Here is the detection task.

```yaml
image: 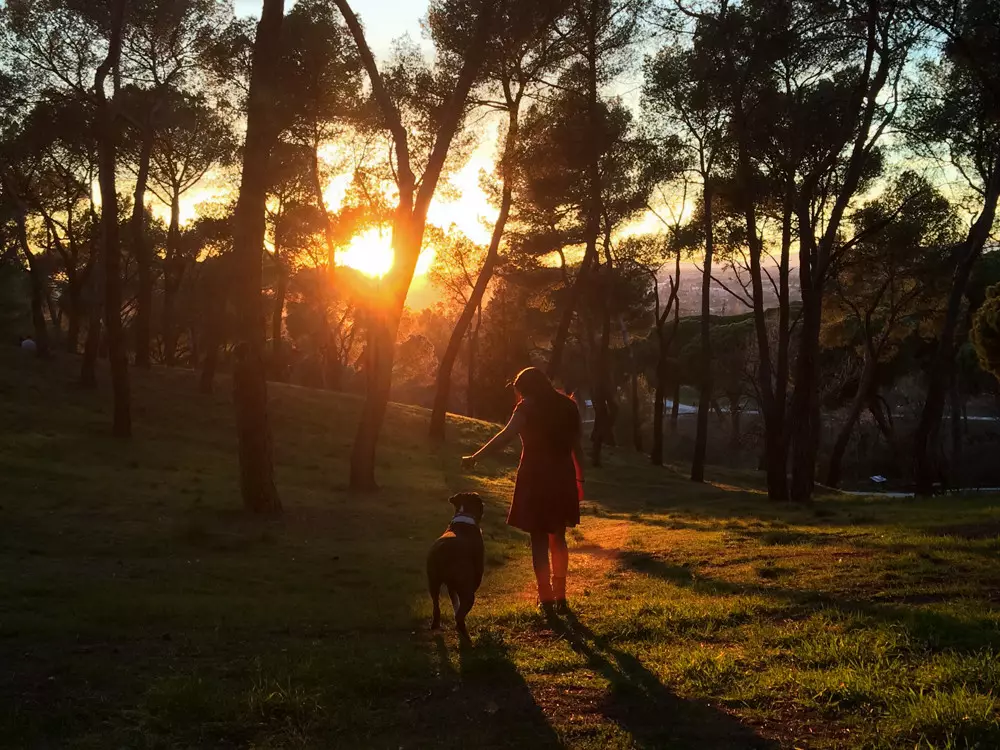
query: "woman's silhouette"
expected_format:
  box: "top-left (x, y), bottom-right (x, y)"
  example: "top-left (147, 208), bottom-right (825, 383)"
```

top-left (463, 367), bottom-right (584, 607)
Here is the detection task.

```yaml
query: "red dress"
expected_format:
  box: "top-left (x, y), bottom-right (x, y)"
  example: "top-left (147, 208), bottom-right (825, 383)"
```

top-left (506, 396), bottom-right (582, 533)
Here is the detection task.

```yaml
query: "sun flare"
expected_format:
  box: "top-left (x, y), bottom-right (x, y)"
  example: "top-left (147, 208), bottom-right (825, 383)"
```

top-left (338, 227), bottom-right (436, 279)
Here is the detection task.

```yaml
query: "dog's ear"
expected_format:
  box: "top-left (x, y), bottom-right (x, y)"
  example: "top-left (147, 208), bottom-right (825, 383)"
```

top-left (448, 493), bottom-right (464, 509)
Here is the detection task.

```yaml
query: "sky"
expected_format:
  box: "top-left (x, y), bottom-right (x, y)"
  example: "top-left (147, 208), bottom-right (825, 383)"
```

top-left (233, 0), bottom-right (429, 59)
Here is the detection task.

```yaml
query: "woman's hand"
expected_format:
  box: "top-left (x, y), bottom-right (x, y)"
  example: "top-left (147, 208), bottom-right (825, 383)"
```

top-left (461, 455), bottom-right (478, 470)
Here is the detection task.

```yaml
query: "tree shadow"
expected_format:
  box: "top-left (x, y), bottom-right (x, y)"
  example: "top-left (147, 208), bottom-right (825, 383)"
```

top-left (544, 608), bottom-right (779, 749)
top-left (621, 550), bottom-right (1000, 654)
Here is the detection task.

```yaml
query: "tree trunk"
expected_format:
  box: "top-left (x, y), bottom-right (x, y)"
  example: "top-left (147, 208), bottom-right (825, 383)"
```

top-left (163, 190), bottom-right (182, 366)
top-left (272, 260), bottom-right (288, 381)
top-left (430, 107), bottom-right (517, 439)
top-left (630, 368), bottom-right (642, 452)
top-left (670, 379), bottom-right (680, 432)
top-left (14, 216), bottom-right (50, 359)
top-left (200, 342), bottom-right (219, 394)
top-left (199, 263), bottom-right (228, 395)
top-left (651, 341), bottom-right (666, 465)
top-left (548, 248), bottom-right (595, 381)
top-left (80, 195), bottom-right (103, 387)
top-left (94, 0), bottom-right (130, 437)
top-left (44, 284), bottom-right (60, 342)
top-left (729, 396), bottom-right (742, 450)
top-left (80, 256), bottom-right (102, 387)
top-left (340, 0), bottom-right (495, 490)
top-left (826, 354), bottom-right (876, 488)
top-left (691, 187), bottom-right (714, 483)
top-left (914, 157), bottom-right (1000, 495)
top-left (132, 131), bottom-right (154, 368)
top-left (311, 138), bottom-right (338, 270)
top-left (790, 289), bottom-right (822, 502)
top-left (552, 12), bottom-right (602, 384)
top-left (66, 283), bottom-right (82, 354)
top-left (81, 314), bottom-right (101, 387)
top-left (949, 373), bottom-right (963, 489)
top-left (231, 0), bottom-right (284, 513)
top-left (590, 292), bottom-right (613, 468)
top-left (350, 287), bottom-right (401, 490)
top-left (467, 304), bottom-right (480, 417)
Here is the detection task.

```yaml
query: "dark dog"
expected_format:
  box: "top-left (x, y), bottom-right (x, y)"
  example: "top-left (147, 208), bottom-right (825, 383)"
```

top-left (427, 492), bottom-right (484, 637)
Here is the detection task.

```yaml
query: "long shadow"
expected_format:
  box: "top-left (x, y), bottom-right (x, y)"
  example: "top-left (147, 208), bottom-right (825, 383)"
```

top-left (425, 632), bottom-right (564, 749)
top-left (546, 608), bottom-right (779, 749)
top-left (622, 550), bottom-right (1000, 654)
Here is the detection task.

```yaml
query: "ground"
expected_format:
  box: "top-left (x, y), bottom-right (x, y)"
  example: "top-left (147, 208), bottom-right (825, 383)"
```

top-left (1, 349), bottom-right (999, 749)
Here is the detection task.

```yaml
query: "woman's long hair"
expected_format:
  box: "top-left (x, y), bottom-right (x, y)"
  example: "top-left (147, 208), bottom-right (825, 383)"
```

top-left (512, 367), bottom-right (580, 449)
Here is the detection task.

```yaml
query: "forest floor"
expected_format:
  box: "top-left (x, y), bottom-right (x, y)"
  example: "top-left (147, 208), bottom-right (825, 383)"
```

top-left (2, 348), bottom-right (1000, 749)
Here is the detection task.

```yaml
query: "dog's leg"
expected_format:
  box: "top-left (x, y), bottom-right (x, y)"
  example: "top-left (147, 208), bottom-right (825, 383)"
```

top-left (455, 592), bottom-right (475, 639)
top-left (447, 584), bottom-right (460, 617)
top-left (429, 577), bottom-right (442, 631)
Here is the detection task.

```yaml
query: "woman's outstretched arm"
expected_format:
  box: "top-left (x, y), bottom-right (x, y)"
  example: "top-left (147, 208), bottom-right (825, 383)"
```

top-left (462, 409), bottom-right (525, 467)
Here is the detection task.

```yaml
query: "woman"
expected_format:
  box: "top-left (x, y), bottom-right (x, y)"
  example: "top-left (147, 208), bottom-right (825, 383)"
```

top-left (462, 367), bottom-right (585, 608)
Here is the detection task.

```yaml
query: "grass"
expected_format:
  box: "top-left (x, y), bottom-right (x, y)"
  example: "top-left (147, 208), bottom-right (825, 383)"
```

top-left (2, 348), bottom-right (1000, 749)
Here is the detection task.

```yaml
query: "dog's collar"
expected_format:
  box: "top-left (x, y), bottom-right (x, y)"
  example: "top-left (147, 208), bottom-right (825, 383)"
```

top-left (451, 514), bottom-right (479, 526)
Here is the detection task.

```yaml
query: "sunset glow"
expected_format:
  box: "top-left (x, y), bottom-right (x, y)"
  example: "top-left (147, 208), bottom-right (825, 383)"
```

top-left (338, 227), bottom-right (436, 279)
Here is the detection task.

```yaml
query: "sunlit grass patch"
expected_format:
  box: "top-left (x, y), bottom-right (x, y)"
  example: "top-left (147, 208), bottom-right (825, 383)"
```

top-left (889, 687), bottom-right (1000, 749)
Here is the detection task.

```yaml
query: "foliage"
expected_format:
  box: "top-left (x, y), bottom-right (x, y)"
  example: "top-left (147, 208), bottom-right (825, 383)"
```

top-left (972, 284), bottom-right (1000, 380)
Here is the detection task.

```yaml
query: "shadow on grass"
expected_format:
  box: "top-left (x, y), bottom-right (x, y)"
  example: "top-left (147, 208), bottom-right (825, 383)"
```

top-left (544, 608), bottom-right (778, 749)
top-left (621, 550), bottom-right (1000, 654)
top-left (429, 632), bottom-right (564, 749)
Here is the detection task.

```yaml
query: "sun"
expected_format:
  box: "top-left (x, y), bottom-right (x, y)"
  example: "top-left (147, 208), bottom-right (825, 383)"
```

top-left (339, 228), bottom-right (394, 278)
top-left (338, 227), bottom-right (436, 279)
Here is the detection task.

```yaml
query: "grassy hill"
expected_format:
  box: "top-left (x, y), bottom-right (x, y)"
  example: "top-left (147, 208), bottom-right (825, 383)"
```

top-left (2, 347), bottom-right (1000, 749)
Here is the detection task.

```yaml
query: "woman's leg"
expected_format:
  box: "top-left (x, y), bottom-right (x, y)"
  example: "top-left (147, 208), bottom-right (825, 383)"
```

top-left (530, 531), bottom-right (554, 602)
top-left (549, 529), bottom-right (568, 601)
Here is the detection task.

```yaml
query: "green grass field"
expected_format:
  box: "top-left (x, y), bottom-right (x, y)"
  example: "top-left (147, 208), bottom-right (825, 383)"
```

top-left (2, 348), bottom-right (1000, 749)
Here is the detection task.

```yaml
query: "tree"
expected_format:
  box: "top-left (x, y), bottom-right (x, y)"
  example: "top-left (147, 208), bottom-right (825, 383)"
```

top-left (428, 0), bottom-right (565, 440)
top-left (274, 0), bottom-right (363, 269)
top-left (231, 0), bottom-right (284, 513)
top-left (4, 0), bottom-right (135, 435)
top-left (663, 0), bottom-right (914, 500)
top-left (784, 0), bottom-right (917, 502)
top-left (332, 0), bottom-right (498, 490)
top-left (285, 264), bottom-right (367, 391)
top-left (428, 231), bottom-right (489, 416)
top-left (146, 88), bottom-right (235, 365)
top-left (265, 142), bottom-right (326, 380)
top-left (516, 85), bottom-right (659, 464)
top-left (543, 0), bottom-right (645, 382)
top-left (119, 0), bottom-right (230, 368)
top-left (625, 206), bottom-right (685, 466)
top-left (94, 0), bottom-right (132, 437)
top-left (910, 0), bottom-right (1000, 494)
top-left (644, 36), bottom-right (727, 483)
top-left (822, 173), bottom-right (958, 488)
top-left (30, 101), bottom-right (99, 355)
top-left (972, 284), bottom-right (1000, 381)
top-left (0, 93), bottom-right (53, 358)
